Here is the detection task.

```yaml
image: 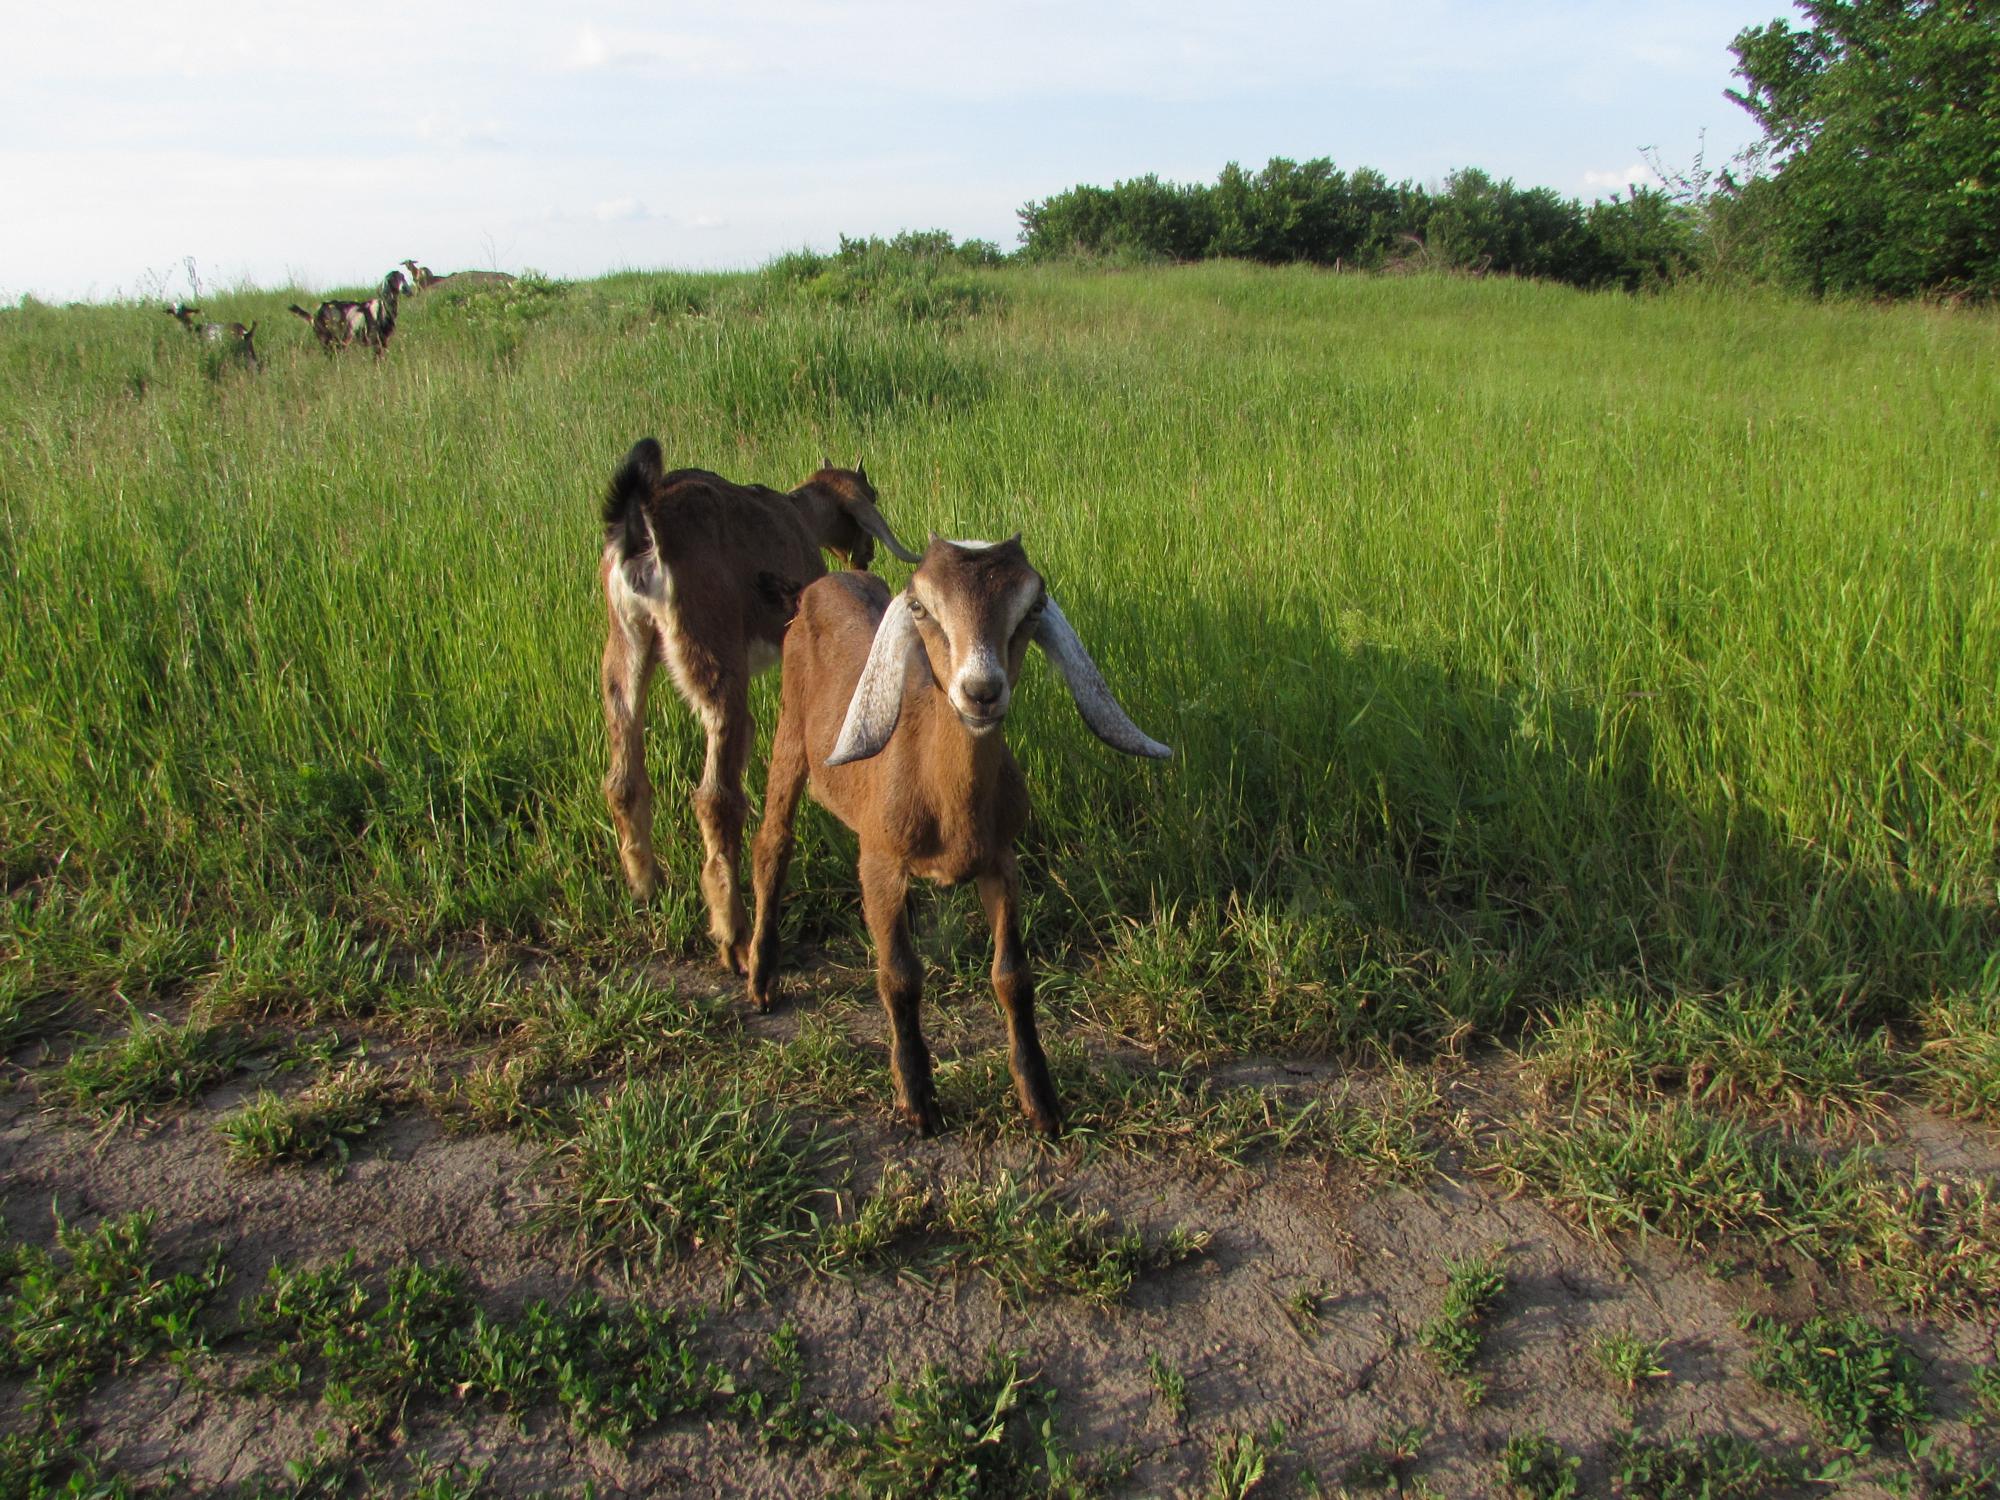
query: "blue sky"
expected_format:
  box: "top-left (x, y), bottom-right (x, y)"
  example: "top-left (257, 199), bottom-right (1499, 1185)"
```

top-left (3, 1), bottom-right (1785, 303)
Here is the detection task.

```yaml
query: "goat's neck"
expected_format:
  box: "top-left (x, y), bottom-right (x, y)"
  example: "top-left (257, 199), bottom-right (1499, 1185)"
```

top-left (916, 684), bottom-right (1008, 809)
top-left (787, 483), bottom-right (841, 546)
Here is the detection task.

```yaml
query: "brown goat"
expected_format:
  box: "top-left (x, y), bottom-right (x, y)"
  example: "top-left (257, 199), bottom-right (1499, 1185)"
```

top-left (747, 536), bottom-right (1170, 1136)
top-left (598, 439), bottom-right (921, 972)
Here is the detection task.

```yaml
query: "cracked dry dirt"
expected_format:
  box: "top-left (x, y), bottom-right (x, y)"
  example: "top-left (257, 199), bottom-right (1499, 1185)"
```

top-left (4, 959), bottom-right (1997, 1498)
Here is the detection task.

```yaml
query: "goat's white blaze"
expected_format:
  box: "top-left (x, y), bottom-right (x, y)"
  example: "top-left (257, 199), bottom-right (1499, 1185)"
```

top-left (915, 562), bottom-right (1042, 727)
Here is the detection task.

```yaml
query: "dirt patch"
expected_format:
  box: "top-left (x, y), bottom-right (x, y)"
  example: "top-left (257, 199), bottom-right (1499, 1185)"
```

top-left (4, 965), bottom-right (1998, 1497)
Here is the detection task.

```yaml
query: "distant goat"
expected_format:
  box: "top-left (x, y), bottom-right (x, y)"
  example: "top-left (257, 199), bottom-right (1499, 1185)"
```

top-left (164, 304), bottom-right (261, 370)
top-left (599, 440), bottom-right (922, 972)
top-left (401, 260), bottom-right (437, 291)
top-left (425, 269), bottom-right (515, 293)
top-left (286, 270), bottom-right (407, 357)
top-left (748, 536), bottom-right (1170, 1136)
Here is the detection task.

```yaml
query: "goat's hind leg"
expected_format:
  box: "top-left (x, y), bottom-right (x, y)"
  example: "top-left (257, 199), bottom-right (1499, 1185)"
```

top-left (746, 712), bottom-right (808, 1012)
top-left (862, 852), bottom-right (940, 1136)
top-left (691, 683), bottom-right (754, 974)
top-left (601, 608), bottom-right (661, 901)
top-left (977, 854), bottom-right (1062, 1137)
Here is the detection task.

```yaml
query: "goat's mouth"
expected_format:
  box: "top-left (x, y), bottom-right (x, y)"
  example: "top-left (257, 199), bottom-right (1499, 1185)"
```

top-left (956, 708), bottom-right (1007, 734)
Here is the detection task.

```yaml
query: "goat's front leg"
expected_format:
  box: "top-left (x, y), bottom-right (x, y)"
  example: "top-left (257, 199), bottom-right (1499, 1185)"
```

top-left (691, 682), bottom-right (753, 974)
top-left (746, 713), bottom-right (808, 1012)
top-left (601, 611), bottom-right (660, 901)
top-left (977, 853), bottom-right (1062, 1137)
top-left (861, 851), bottom-right (940, 1135)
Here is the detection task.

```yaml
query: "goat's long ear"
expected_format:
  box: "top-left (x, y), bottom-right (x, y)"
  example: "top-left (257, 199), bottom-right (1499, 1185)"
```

top-left (844, 496), bottom-right (923, 564)
top-left (1033, 597), bottom-right (1173, 759)
top-left (827, 593), bottom-right (920, 765)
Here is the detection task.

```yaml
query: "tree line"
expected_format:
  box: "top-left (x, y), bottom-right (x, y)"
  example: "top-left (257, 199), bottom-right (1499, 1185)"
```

top-left (1011, 1), bottom-right (1996, 299)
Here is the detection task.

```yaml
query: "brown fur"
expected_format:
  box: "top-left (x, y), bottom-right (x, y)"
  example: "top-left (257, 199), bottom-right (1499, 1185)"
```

top-left (598, 444), bottom-right (916, 974)
top-left (748, 540), bottom-right (1062, 1137)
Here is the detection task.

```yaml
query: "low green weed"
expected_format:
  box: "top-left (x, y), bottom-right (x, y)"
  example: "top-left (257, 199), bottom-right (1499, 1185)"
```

top-left (245, 1253), bottom-right (472, 1433)
top-left (458, 1292), bottom-right (723, 1447)
top-left (246, 1253), bottom-right (724, 1446)
top-left (1145, 1351), bottom-right (1188, 1423)
top-left (1608, 1429), bottom-right (1796, 1499)
top-left (1594, 1330), bottom-right (1670, 1394)
top-left (1496, 1430), bottom-right (1580, 1499)
top-left (841, 1347), bottom-right (1112, 1499)
top-left (1418, 1250), bottom-right (1508, 1398)
top-left (729, 1320), bottom-right (856, 1450)
top-left (1, 1208), bottom-right (227, 1405)
top-left (0, 1417), bottom-right (136, 1498)
top-left (1745, 1313), bottom-right (1930, 1455)
top-left (1206, 1422), bottom-right (1284, 1499)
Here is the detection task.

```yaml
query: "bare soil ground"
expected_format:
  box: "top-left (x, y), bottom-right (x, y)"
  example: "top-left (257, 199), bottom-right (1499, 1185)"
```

top-left (4, 956), bottom-right (1997, 1498)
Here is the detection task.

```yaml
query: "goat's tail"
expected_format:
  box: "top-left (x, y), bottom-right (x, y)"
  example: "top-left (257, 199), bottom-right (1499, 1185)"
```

top-left (288, 304), bottom-right (314, 322)
top-left (603, 438), bottom-right (664, 561)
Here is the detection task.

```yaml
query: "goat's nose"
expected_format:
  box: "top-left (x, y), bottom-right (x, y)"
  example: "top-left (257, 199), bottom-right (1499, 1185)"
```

top-left (962, 676), bottom-right (1003, 708)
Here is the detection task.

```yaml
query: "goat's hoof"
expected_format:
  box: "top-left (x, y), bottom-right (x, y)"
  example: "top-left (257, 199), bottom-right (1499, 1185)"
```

top-left (717, 939), bottom-right (750, 976)
top-left (745, 986), bottom-right (775, 1015)
top-left (1024, 1104), bottom-right (1064, 1140)
top-left (622, 861), bottom-right (658, 903)
top-left (897, 1100), bottom-right (943, 1138)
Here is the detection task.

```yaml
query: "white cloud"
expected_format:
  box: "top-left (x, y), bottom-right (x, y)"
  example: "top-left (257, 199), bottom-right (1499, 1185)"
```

top-left (1581, 163), bottom-right (1661, 196)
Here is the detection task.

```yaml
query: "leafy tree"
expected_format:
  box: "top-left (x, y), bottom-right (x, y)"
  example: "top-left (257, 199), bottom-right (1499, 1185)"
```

top-left (1728, 0), bottom-right (1999, 295)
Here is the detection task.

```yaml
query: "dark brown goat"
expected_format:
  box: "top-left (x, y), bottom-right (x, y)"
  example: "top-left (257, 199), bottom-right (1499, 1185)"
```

top-left (747, 536), bottom-right (1170, 1136)
top-left (598, 440), bottom-right (921, 972)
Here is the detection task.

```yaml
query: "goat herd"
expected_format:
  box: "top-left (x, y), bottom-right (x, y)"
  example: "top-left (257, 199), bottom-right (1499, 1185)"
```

top-left (598, 445), bottom-right (1171, 1139)
top-left (160, 259), bottom-right (515, 370)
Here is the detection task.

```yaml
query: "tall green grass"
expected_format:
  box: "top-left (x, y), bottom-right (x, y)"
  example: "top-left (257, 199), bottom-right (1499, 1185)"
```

top-left (2, 262), bottom-right (1994, 1053)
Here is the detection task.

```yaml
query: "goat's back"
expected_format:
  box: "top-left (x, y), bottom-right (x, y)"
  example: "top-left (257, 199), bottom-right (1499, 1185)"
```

top-left (603, 460), bottom-right (830, 669)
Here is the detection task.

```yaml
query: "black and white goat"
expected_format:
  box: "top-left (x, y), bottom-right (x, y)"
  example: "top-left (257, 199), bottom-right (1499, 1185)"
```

top-left (164, 304), bottom-right (261, 370)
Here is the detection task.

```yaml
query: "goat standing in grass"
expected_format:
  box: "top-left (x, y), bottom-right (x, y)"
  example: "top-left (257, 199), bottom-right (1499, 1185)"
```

top-left (748, 536), bottom-right (1170, 1136)
top-left (287, 270), bottom-right (406, 356)
top-left (598, 439), bottom-right (922, 973)
top-left (164, 305), bottom-right (260, 370)
top-left (401, 259), bottom-right (437, 291)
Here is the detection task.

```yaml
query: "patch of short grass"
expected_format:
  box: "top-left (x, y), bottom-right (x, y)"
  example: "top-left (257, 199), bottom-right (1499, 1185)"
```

top-left (823, 1168), bottom-right (1208, 1306)
top-left (50, 1009), bottom-right (247, 1117)
top-left (1, 1208), bottom-right (227, 1406)
top-left (219, 1059), bottom-right (387, 1167)
top-left (1915, 991), bottom-right (2000, 1123)
top-left (1524, 988), bottom-right (1898, 1133)
top-left (1418, 1250), bottom-right (1508, 1401)
top-left (1491, 1102), bottom-right (2000, 1314)
top-left (534, 1075), bottom-right (833, 1292)
top-left (1594, 1330), bottom-right (1670, 1395)
top-left (429, 974), bottom-right (734, 1132)
top-left (841, 1347), bottom-right (1119, 1499)
top-left (1744, 1312), bottom-right (1930, 1456)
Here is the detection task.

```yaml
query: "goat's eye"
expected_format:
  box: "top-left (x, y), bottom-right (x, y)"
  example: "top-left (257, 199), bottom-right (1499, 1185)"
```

top-left (906, 599), bottom-right (927, 620)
